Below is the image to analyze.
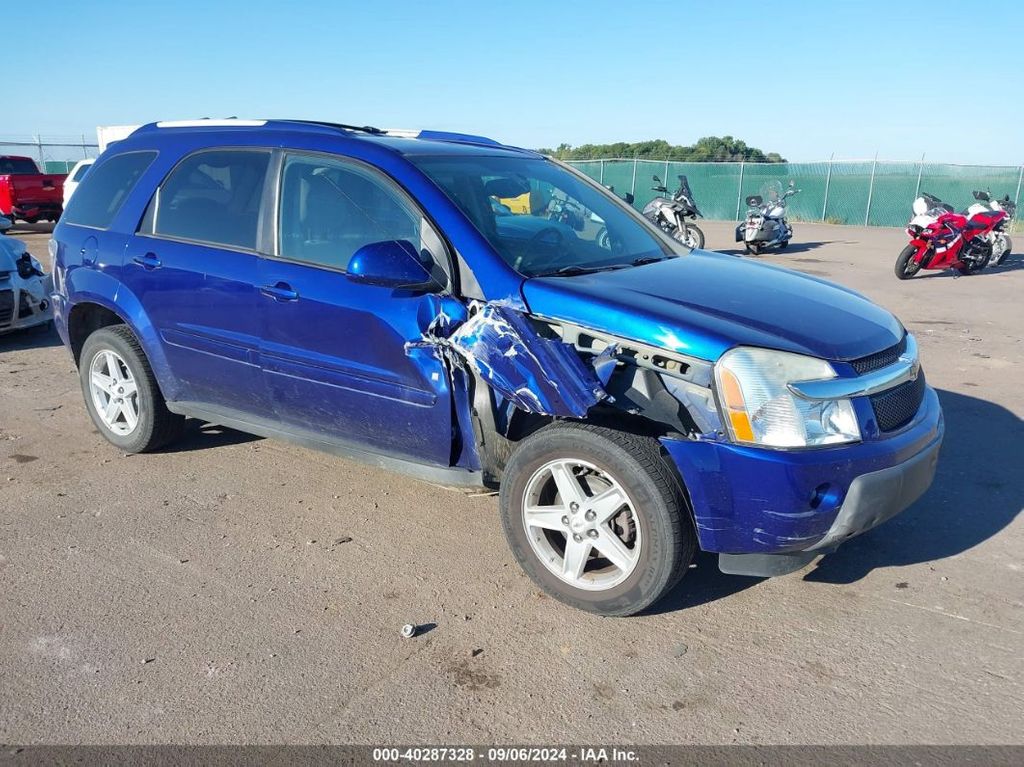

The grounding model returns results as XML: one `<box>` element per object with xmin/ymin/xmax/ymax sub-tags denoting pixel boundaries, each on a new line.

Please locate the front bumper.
<box><xmin>0</xmin><ymin>274</ymin><xmax>54</xmax><ymax>335</ymax></box>
<box><xmin>11</xmin><ymin>203</ymin><xmax>62</xmax><ymax>221</ymax></box>
<box><xmin>660</xmin><ymin>385</ymin><xmax>944</xmax><ymax>574</ymax></box>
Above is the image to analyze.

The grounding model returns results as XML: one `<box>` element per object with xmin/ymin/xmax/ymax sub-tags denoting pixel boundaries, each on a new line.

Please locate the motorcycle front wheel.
<box><xmin>744</xmin><ymin>242</ymin><xmax>761</xmax><ymax>255</ymax></box>
<box><xmin>895</xmin><ymin>245</ymin><xmax>923</xmax><ymax>280</ymax></box>
<box><xmin>673</xmin><ymin>224</ymin><xmax>705</xmax><ymax>249</ymax></box>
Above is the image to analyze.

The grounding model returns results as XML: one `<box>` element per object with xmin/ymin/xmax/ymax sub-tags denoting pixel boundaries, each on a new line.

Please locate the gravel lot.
<box><xmin>1</xmin><ymin>220</ymin><xmax>1021</xmax><ymax>745</ymax></box>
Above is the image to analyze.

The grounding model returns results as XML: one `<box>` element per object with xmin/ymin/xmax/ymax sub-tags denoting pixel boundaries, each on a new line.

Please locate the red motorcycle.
<box><xmin>895</xmin><ymin>192</ymin><xmax>1008</xmax><ymax>279</ymax></box>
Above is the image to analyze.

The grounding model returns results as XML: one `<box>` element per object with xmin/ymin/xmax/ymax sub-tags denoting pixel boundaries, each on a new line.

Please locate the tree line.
<box><xmin>536</xmin><ymin>136</ymin><xmax>785</xmax><ymax>163</ymax></box>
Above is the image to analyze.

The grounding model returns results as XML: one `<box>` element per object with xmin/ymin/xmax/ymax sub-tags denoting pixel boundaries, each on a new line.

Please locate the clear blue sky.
<box><xmin>8</xmin><ymin>0</ymin><xmax>1023</xmax><ymax>164</ymax></box>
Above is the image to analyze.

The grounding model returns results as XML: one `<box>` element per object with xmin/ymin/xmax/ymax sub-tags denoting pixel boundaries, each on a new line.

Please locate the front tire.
<box><xmin>499</xmin><ymin>423</ymin><xmax>696</xmax><ymax>616</ymax></box>
<box><xmin>674</xmin><ymin>224</ymin><xmax>705</xmax><ymax>249</ymax></box>
<box><xmin>895</xmin><ymin>245</ymin><xmax>922</xmax><ymax>280</ymax></box>
<box><xmin>79</xmin><ymin>325</ymin><xmax>185</xmax><ymax>453</ymax></box>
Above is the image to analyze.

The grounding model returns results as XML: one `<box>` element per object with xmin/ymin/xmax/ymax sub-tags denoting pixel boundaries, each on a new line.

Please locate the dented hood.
<box><xmin>521</xmin><ymin>249</ymin><xmax>903</xmax><ymax>363</ymax></box>
<box><xmin>0</xmin><ymin>236</ymin><xmax>29</xmax><ymax>271</ymax></box>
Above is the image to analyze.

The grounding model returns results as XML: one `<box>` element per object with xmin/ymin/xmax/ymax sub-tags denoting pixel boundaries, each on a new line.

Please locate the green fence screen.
<box><xmin>568</xmin><ymin>159</ymin><xmax>1023</xmax><ymax>230</ymax></box>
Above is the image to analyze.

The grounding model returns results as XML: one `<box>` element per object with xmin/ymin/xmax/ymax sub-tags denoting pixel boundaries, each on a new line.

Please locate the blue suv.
<box><xmin>51</xmin><ymin>119</ymin><xmax>943</xmax><ymax>615</ymax></box>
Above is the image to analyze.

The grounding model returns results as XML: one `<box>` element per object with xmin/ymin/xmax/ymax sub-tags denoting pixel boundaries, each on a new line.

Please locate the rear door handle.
<box><xmin>260</xmin><ymin>282</ymin><xmax>299</xmax><ymax>301</ymax></box>
<box><xmin>132</xmin><ymin>253</ymin><xmax>162</xmax><ymax>270</ymax></box>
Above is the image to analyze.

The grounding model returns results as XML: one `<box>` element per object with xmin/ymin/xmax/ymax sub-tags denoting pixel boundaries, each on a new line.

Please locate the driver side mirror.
<box><xmin>346</xmin><ymin>240</ymin><xmax>438</xmax><ymax>291</ymax></box>
<box><xmin>623</xmin><ymin>192</ymin><xmax>635</xmax><ymax>205</ymax></box>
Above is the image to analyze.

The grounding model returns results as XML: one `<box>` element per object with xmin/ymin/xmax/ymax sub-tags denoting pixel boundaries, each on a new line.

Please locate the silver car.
<box><xmin>0</xmin><ymin>236</ymin><xmax>53</xmax><ymax>335</ymax></box>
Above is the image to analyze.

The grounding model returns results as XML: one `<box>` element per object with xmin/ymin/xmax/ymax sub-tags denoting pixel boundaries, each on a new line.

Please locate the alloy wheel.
<box><xmin>521</xmin><ymin>458</ymin><xmax>641</xmax><ymax>591</ymax></box>
<box><xmin>89</xmin><ymin>349</ymin><xmax>140</xmax><ymax>436</ymax></box>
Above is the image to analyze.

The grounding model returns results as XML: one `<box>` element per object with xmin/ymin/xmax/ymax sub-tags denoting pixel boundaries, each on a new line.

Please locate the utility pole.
<box><xmin>864</xmin><ymin>152</ymin><xmax>878</xmax><ymax>226</ymax></box>
<box><xmin>735</xmin><ymin>161</ymin><xmax>745</xmax><ymax>221</ymax></box>
<box><xmin>821</xmin><ymin>153</ymin><xmax>834</xmax><ymax>221</ymax></box>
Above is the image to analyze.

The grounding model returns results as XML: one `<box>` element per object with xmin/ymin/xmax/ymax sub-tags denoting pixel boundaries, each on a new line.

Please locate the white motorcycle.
<box><xmin>965</xmin><ymin>190</ymin><xmax>1015</xmax><ymax>267</ymax></box>
<box><xmin>734</xmin><ymin>180</ymin><xmax>800</xmax><ymax>254</ymax></box>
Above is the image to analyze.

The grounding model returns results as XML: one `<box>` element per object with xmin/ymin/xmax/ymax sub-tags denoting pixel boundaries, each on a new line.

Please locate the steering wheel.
<box><xmin>514</xmin><ymin>226</ymin><xmax>566</xmax><ymax>272</ymax></box>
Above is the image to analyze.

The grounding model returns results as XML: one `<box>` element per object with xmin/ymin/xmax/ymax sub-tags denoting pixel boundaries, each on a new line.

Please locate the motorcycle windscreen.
<box><xmin>677</xmin><ymin>176</ymin><xmax>702</xmax><ymax>216</ymax></box>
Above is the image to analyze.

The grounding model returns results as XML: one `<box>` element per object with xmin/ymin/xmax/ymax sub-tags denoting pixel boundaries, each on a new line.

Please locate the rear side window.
<box><xmin>62</xmin><ymin>151</ymin><xmax>157</xmax><ymax>229</ymax></box>
<box><xmin>142</xmin><ymin>149</ymin><xmax>270</xmax><ymax>250</ymax></box>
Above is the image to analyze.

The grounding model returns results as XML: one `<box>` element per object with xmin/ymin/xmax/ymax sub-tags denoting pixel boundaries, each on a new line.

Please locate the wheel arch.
<box><xmin>495</xmin><ymin>403</ymin><xmax>700</xmax><ymax>536</ymax></box>
<box><xmin>65</xmin><ymin>288</ymin><xmax>181</xmax><ymax>401</ymax></box>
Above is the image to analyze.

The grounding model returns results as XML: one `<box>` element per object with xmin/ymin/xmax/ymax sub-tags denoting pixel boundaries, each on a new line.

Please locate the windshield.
<box><xmin>411</xmin><ymin>155</ymin><xmax>676</xmax><ymax>277</ymax></box>
<box><xmin>760</xmin><ymin>180</ymin><xmax>784</xmax><ymax>203</ymax></box>
<box><xmin>71</xmin><ymin>162</ymin><xmax>92</xmax><ymax>181</ymax></box>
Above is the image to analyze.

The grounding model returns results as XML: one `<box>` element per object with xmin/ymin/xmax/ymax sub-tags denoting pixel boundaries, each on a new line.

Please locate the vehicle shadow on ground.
<box><xmin>0</xmin><ymin>323</ymin><xmax>62</xmax><ymax>353</ymax></box>
<box><xmin>164</xmin><ymin>421</ymin><xmax>263</xmax><ymax>452</ymax></box>
<box><xmin>715</xmin><ymin>240</ymin><xmax>830</xmax><ymax>257</ymax></box>
<box><xmin>3</xmin><ymin>222</ymin><xmax>55</xmax><ymax>236</ymax></box>
<box><xmin>914</xmin><ymin>252</ymin><xmax>1024</xmax><ymax>278</ymax></box>
<box><xmin>646</xmin><ymin>552</ymin><xmax>762</xmax><ymax>614</ymax></box>
<box><xmin>805</xmin><ymin>388</ymin><xmax>1023</xmax><ymax>584</ymax></box>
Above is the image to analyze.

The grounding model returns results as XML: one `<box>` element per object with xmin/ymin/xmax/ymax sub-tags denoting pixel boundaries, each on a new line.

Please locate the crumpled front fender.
<box><xmin>408</xmin><ymin>302</ymin><xmax>606</xmax><ymax>419</ymax></box>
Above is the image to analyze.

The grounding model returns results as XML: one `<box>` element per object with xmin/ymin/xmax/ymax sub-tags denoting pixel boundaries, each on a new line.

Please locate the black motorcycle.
<box><xmin>642</xmin><ymin>175</ymin><xmax>705</xmax><ymax>249</ymax></box>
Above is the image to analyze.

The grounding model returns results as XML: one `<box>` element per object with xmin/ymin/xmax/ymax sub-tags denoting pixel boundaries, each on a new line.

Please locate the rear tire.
<box><xmin>79</xmin><ymin>325</ymin><xmax>185</xmax><ymax>453</ymax></box>
<box><xmin>499</xmin><ymin>422</ymin><xmax>696</xmax><ymax>616</ymax></box>
<box><xmin>895</xmin><ymin>245</ymin><xmax>922</xmax><ymax>280</ymax></box>
<box><xmin>995</xmin><ymin>236</ymin><xmax>1012</xmax><ymax>266</ymax></box>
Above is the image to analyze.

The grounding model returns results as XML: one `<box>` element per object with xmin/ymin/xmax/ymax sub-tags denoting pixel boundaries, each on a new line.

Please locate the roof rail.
<box><xmin>155</xmin><ymin>119</ymin><xmax>267</xmax><ymax>128</ymax></box>
<box><xmin>277</xmin><ymin>119</ymin><xmax>385</xmax><ymax>135</ymax></box>
<box><xmin>145</xmin><ymin>118</ymin><xmax>503</xmax><ymax>147</ymax></box>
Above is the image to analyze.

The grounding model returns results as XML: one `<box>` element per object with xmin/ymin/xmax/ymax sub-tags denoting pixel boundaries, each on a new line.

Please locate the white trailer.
<box><xmin>96</xmin><ymin>125</ymin><xmax>141</xmax><ymax>153</ymax></box>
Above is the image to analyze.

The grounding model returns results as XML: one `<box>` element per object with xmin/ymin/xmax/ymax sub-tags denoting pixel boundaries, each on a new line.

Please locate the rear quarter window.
<box><xmin>61</xmin><ymin>151</ymin><xmax>157</xmax><ymax>229</ymax></box>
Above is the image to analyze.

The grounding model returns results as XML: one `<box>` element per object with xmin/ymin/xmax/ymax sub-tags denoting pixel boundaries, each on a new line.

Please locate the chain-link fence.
<box><xmin>3</xmin><ymin>136</ymin><xmax>1020</xmax><ymax>232</ymax></box>
<box><xmin>568</xmin><ymin>158</ymin><xmax>1024</xmax><ymax>232</ymax></box>
<box><xmin>0</xmin><ymin>135</ymin><xmax>100</xmax><ymax>174</ymax></box>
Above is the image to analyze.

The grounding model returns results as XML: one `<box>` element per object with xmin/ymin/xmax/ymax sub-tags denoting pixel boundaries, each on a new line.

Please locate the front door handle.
<box><xmin>260</xmin><ymin>282</ymin><xmax>299</xmax><ymax>301</ymax></box>
<box><xmin>132</xmin><ymin>253</ymin><xmax>162</xmax><ymax>270</ymax></box>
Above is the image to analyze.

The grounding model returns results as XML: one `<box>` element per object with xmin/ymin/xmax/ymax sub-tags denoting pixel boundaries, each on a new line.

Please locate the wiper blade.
<box><xmin>541</xmin><ymin>263</ymin><xmax>628</xmax><ymax>277</ymax></box>
<box><xmin>630</xmin><ymin>255</ymin><xmax>669</xmax><ymax>266</ymax></box>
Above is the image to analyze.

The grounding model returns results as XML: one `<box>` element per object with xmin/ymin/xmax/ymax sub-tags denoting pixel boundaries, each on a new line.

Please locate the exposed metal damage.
<box><xmin>0</xmin><ymin>237</ymin><xmax>53</xmax><ymax>335</ymax></box>
<box><xmin>408</xmin><ymin>299</ymin><xmax>726</xmax><ymax>480</ymax></box>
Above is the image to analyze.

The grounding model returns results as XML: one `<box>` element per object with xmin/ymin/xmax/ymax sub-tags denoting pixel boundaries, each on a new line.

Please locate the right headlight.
<box><xmin>714</xmin><ymin>346</ymin><xmax>861</xmax><ymax>448</ymax></box>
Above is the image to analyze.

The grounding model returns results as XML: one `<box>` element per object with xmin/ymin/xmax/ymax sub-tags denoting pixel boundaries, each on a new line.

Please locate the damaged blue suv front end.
<box><xmin>408</xmin><ymin>152</ymin><xmax>943</xmax><ymax>578</ymax></box>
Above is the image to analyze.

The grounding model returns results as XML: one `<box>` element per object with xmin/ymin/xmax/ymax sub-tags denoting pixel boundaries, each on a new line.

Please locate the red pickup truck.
<box><xmin>0</xmin><ymin>155</ymin><xmax>66</xmax><ymax>224</ymax></box>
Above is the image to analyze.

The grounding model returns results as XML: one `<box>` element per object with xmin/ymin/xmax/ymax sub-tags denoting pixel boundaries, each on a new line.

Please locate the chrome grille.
<box><xmin>0</xmin><ymin>289</ymin><xmax>14</xmax><ymax>326</ymax></box>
